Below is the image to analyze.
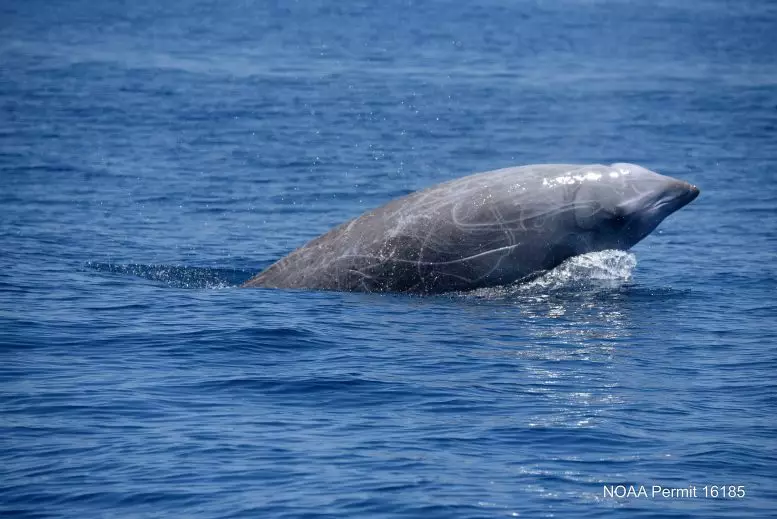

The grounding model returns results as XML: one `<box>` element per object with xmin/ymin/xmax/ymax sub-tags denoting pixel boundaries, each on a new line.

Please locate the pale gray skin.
<box><xmin>243</xmin><ymin>163</ymin><xmax>699</xmax><ymax>293</ymax></box>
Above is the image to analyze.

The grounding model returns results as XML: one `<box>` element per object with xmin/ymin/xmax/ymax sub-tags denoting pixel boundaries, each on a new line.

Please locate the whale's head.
<box><xmin>567</xmin><ymin>163</ymin><xmax>699</xmax><ymax>253</ymax></box>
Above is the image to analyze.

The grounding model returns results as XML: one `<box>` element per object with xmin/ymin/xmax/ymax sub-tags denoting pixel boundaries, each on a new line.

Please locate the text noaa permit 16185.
<box><xmin>603</xmin><ymin>484</ymin><xmax>746</xmax><ymax>499</ymax></box>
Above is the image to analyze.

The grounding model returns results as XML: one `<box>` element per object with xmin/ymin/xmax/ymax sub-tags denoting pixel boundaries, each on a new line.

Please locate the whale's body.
<box><xmin>243</xmin><ymin>163</ymin><xmax>699</xmax><ymax>293</ymax></box>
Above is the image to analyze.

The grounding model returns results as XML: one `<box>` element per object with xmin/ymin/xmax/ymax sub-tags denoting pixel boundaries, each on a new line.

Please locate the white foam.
<box><xmin>464</xmin><ymin>250</ymin><xmax>637</xmax><ymax>299</ymax></box>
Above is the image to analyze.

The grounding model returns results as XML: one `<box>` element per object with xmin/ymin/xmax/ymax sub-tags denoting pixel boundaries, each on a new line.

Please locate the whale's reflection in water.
<box><xmin>450</xmin><ymin>251</ymin><xmax>639</xmax><ymax>430</ymax></box>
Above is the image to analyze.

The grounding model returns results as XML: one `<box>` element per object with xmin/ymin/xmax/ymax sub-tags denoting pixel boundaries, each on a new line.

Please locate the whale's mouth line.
<box><xmin>651</xmin><ymin>186</ymin><xmax>699</xmax><ymax>215</ymax></box>
<box><xmin>619</xmin><ymin>181</ymin><xmax>699</xmax><ymax>219</ymax></box>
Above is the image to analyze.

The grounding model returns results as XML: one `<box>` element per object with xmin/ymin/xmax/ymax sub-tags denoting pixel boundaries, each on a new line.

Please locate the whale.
<box><xmin>243</xmin><ymin>163</ymin><xmax>699</xmax><ymax>293</ymax></box>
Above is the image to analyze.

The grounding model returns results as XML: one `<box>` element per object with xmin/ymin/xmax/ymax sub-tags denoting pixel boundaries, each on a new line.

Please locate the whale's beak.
<box><xmin>673</xmin><ymin>180</ymin><xmax>700</xmax><ymax>212</ymax></box>
<box><xmin>687</xmin><ymin>183</ymin><xmax>700</xmax><ymax>202</ymax></box>
<box><xmin>614</xmin><ymin>177</ymin><xmax>700</xmax><ymax>248</ymax></box>
<box><xmin>653</xmin><ymin>179</ymin><xmax>699</xmax><ymax>215</ymax></box>
<box><xmin>620</xmin><ymin>179</ymin><xmax>700</xmax><ymax>218</ymax></box>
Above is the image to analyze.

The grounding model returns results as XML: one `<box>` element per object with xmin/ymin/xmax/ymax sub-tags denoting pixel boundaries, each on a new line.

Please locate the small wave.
<box><xmin>85</xmin><ymin>262</ymin><xmax>255</xmax><ymax>289</ymax></box>
<box><xmin>465</xmin><ymin>250</ymin><xmax>637</xmax><ymax>299</ymax></box>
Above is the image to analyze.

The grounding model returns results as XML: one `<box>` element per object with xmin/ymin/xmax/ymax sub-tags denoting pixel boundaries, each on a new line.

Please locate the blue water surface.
<box><xmin>2</xmin><ymin>0</ymin><xmax>776</xmax><ymax>517</ymax></box>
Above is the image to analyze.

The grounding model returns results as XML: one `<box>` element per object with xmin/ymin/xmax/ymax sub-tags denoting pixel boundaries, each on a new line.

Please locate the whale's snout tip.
<box><xmin>674</xmin><ymin>180</ymin><xmax>700</xmax><ymax>205</ymax></box>
<box><xmin>688</xmin><ymin>183</ymin><xmax>700</xmax><ymax>201</ymax></box>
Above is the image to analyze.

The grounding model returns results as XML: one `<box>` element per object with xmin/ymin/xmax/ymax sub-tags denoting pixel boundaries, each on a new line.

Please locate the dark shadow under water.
<box><xmin>85</xmin><ymin>262</ymin><xmax>255</xmax><ymax>289</ymax></box>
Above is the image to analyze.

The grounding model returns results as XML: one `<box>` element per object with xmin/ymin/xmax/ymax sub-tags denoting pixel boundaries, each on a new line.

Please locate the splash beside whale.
<box><xmin>243</xmin><ymin>163</ymin><xmax>699</xmax><ymax>293</ymax></box>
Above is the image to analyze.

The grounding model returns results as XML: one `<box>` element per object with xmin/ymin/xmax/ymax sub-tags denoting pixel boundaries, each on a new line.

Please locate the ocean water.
<box><xmin>2</xmin><ymin>0</ymin><xmax>776</xmax><ymax>517</ymax></box>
